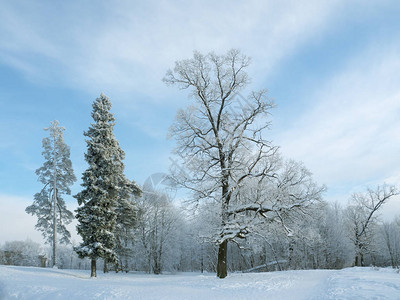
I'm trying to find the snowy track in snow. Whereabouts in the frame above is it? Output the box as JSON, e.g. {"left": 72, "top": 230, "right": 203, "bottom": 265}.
{"left": 0, "top": 265, "right": 399, "bottom": 299}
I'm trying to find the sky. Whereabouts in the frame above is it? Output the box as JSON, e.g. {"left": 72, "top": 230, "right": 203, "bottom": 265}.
{"left": 1, "top": 0, "right": 400, "bottom": 245}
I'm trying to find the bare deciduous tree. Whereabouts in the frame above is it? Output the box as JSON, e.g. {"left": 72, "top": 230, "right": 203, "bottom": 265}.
{"left": 164, "top": 49, "right": 324, "bottom": 278}
{"left": 346, "top": 184, "right": 398, "bottom": 266}
{"left": 136, "top": 189, "right": 180, "bottom": 274}
{"left": 380, "top": 220, "right": 400, "bottom": 268}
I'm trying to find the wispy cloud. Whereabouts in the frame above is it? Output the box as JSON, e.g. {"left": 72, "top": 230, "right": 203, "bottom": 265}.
{"left": 275, "top": 39, "right": 400, "bottom": 202}
{"left": 0, "top": 0, "right": 346, "bottom": 101}
{"left": 1, "top": 0, "right": 399, "bottom": 226}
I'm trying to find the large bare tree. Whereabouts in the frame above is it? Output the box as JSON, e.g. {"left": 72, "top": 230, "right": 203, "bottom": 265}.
{"left": 346, "top": 184, "right": 398, "bottom": 266}
{"left": 164, "top": 49, "right": 324, "bottom": 278}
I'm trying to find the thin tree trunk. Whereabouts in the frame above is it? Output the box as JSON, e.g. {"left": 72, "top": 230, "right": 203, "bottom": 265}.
{"left": 104, "top": 259, "right": 108, "bottom": 273}
{"left": 201, "top": 244, "right": 204, "bottom": 273}
{"left": 52, "top": 134, "right": 57, "bottom": 267}
{"left": 217, "top": 240, "right": 228, "bottom": 278}
{"left": 91, "top": 259, "right": 97, "bottom": 277}
{"left": 288, "top": 239, "right": 295, "bottom": 270}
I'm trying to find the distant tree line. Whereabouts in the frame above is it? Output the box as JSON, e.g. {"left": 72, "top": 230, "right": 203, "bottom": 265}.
{"left": 6, "top": 197, "right": 400, "bottom": 272}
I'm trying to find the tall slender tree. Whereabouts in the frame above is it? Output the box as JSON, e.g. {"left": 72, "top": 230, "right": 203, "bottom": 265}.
{"left": 26, "top": 120, "right": 76, "bottom": 267}
{"left": 75, "top": 93, "right": 140, "bottom": 277}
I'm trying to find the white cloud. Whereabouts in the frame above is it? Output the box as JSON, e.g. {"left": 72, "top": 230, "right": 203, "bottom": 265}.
{"left": 0, "top": 0, "right": 346, "bottom": 101}
{"left": 275, "top": 41, "right": 400, "bottom": 203}
{"left": 1, "top": 0, "right": 399, "bottom": 225}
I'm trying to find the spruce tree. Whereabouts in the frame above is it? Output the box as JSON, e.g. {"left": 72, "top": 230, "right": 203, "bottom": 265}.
{"left": 26, "top": 120, "right": 76, "bottom": 267}
{"left": 75, "top": 93, "right": 140, "bottom": 277}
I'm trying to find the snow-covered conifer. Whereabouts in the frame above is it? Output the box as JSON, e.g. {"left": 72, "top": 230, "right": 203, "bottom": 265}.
{"left": 26, "top": 120, "right": 76, "bottom": 267}
{"left": 75, "top": 93, "right": 140, "bottom": 277}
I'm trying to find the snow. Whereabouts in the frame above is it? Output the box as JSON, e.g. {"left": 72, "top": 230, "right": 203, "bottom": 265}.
{"left": 0, "top": 265, "right": 399, "bottom": 299}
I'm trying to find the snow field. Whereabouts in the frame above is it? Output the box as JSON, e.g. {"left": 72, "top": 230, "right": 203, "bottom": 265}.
{"left": 0, "top": 265, "right": 399, "bottom": 299}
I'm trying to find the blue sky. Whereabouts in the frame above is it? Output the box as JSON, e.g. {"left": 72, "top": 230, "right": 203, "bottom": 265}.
{"left": 1, "top": 0, "right": 400, "bottom": 244}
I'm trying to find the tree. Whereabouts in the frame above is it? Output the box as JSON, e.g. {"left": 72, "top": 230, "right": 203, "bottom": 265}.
{"left": 135, "top": 185, "right": 181, "bottom": 274}
{"left": 164, "top": 50, "right": 324, "bottom": 278}
{"left": 345, "top": 184, "right": 398, "bottom": 266}
{"left": 75, "top": 93, "right": 139, "bottom": 277}
{"left": 380, "top": 220, "right": 400, "bottom": 268}
{"left": 26, "top": 120, "right": 76, "bottom": 267}
{"left": 316, "top": 203, "right": 353, "bottom": 269}
{"left": 114, "top": 179, "right": 141, "bottom": 272}
{"left": 227, "top": 159, "right": 325, "bottom": 270}
{"left": 1, "top": 240, "right": 43, "bottom": 267}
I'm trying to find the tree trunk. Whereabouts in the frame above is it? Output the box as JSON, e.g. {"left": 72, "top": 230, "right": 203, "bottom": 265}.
{"left": 200, "top": 244, "right": 204, "bottom": 273}
{"left": 218, "top": 180, "right": 230, "bottom": 279}
{"left": 52, "top": 133, "right": 57, "bottom": 268}
{"left": 52, "top": 189, "right": 57, "bottom": 267}
{"left": 104, "top": 259, "right": 108, "bottom": 273}
{"left": 288, "top": 239, "right": 295, "bottom": 270}
{"left": 91, "top": 259, "right": 97, "bottom": 277}
{"left": 217, "top": 240, "right": 228, "bottom": 278}
{"left": 125, "top": 258, "right": 129, "bottom": 273}
{"left": 355, "top": 242, "right": 363, "bottom": 267}
{"left": 355, "top": 254, "right": 362, "bottom": 267}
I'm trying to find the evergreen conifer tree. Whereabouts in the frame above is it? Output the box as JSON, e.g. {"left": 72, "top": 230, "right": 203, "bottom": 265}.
{"left": 26, "top": 120, "right": 76, "bottom": 267}
{"left": 75, "top": 93, "right": 140, "bottom": 277}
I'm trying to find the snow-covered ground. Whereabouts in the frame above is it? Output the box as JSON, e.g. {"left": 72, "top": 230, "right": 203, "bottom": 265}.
{"left": 0, "top": 265, "right": 399, "bottom": 299}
